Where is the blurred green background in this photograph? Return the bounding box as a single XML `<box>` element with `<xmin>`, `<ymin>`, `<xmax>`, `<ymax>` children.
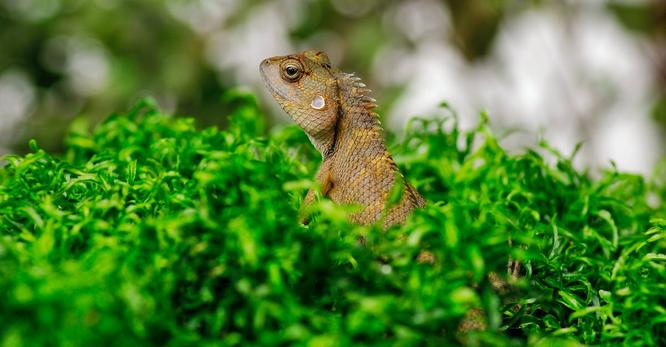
<box><xmin>0</xmin><ymin>0</ymin><xmax>664</xmax><ymax>172</ymax></box>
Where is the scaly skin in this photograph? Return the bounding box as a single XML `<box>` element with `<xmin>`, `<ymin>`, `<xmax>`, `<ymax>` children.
<box><xmin>260</xmin><ymin>50</ymin><xmax>424</xmax><ymax>227</ymax></box>
<box><xmin>261</xmin><ymin>51</ymin><xmax>518</xmax><ymax>335</ymax></box>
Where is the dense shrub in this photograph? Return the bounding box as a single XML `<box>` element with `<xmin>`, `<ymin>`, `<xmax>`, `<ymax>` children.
<box><xmin>0</xmin><ymin>95</ymin><xmax>664</xmax><ymax>346</ymax></box>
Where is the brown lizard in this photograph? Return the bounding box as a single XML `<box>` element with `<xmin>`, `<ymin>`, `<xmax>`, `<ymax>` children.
<box><xmin>260</xmin><ymin>50</ymin><xmax>519</xmax><ymax>335</ymax></box>
<box><xmin>260</xmin><ymin>50</ymin><xmax>425</xmax><ymax>227</ymax></box>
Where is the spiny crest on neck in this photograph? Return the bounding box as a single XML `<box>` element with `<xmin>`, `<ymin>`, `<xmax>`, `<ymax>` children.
<box><xmin>337</xmin><ymin>72</ymin><xmax>379</xmax><ymax>113</ymax></box>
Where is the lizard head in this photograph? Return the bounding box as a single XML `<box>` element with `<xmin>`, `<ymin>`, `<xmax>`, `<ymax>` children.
<box><xmin>260</xmin><ymin>50</ymin><xmax>339</xmax><ymax>152</ymax></box>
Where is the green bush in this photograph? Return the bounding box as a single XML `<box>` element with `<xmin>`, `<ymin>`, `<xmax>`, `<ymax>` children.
<box><xmin>0</xmin><ymin>95</ymin><xmax>664</xmax><ymax>346</ymax></box>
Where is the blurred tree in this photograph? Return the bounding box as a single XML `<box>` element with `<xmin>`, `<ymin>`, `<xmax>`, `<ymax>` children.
<box><xmin>0</xmin><ymin>1</ymin><xmax>234</xmax><ymax>153</ymax></box>
<box><xmin>443</xmin><ymin>0</ymin><xmax>507</xmax><ymax>61</ymax></box>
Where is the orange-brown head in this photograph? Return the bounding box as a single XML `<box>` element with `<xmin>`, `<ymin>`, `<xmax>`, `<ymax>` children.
<box><xmin>260</xmin><ymin>51</ymin><xmax>340</xmax><ymax>155</ymax></box>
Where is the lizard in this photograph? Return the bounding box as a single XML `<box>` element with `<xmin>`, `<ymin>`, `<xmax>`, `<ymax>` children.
<box><xmin>260</xmin><ymin>50</ymin><xmax>425</xmax><ymax>228</ymax></box>
<box><xmin>260</xmin><ymin>50</ymin><xmax>520</xmax><ymax>335</ymax></box>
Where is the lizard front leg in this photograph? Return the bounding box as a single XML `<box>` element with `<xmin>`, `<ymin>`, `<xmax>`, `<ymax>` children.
<box><xmin>300</xmin><ymin>159</ymin><xmax>333</xmax><ymax>225</ymax></box>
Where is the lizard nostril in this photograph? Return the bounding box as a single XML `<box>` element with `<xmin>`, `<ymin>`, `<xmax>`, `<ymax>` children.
<box><xmin>259</xmin><ymin>60</ymin><xmax>271</xmax><ymax>74</ymax></box>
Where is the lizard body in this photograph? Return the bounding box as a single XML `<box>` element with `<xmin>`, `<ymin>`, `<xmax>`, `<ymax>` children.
<box><xmin>260</xmin><ymin>50</ymin><xmax>424</xmax><ymax>227</ymax></box>
<box><xmin>261</xmin><ymin>51</ymin><xmax>518</xmax><ymax>335</ymax></box>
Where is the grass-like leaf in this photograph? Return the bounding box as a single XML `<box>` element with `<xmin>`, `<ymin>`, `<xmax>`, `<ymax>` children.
<box><xmin>0</xmin><ymin>97</ymin><xmax>664</xmax><ymax>346</ymax></box>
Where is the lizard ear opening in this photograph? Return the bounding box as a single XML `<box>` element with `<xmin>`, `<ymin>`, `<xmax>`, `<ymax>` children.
<box><xmin>310</xmin><ymin>95</ymin><xmax>326</xmax><ymax>110</ymax></box>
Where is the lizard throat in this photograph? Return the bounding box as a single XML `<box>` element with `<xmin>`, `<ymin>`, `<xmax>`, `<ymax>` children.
<box><xmin>322</xmin><ymin>107</ymin><xmax>342</xmax><ymax>159</ymax></box>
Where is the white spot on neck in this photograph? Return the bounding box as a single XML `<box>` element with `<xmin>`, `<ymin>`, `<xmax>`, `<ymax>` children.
<box><xmin>310</xmin><ymin>95</ymin><xmax>326</xmax><ymax>110</ymax></box>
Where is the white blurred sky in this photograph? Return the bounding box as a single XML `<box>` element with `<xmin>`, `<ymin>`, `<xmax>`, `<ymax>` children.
<box><xmin>0</xmin><ymin>0</ymin><xmax>663</xmax><ymax>174</ymax></box>
<box><xmin>380</xmin><ymin>1</ymin><xmax>661</xmax><ymax>173</ymax></box>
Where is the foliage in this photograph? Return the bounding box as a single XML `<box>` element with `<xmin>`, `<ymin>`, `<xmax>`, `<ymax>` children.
<box><xmin>0</xmin><ymin>96</ymin><xmax>664</xmax><ymax>346</ymax></box>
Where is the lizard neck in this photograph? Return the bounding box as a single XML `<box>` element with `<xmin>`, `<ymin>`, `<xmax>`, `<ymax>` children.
<box><xmin>326</xmin><ymin>73</ymin><xmax>387</xmax><ymax>161</ymax></box>
<box><xmin>309</xmin><ymin>132</ymin><xmax>336</xmax><ymax>159</ymax></box>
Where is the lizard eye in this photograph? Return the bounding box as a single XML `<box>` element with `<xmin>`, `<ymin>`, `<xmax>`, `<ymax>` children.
<box><xmin>282</xmin><ymin>63</ymin><xmax>303</xmax><ymax>82</ymax></box>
